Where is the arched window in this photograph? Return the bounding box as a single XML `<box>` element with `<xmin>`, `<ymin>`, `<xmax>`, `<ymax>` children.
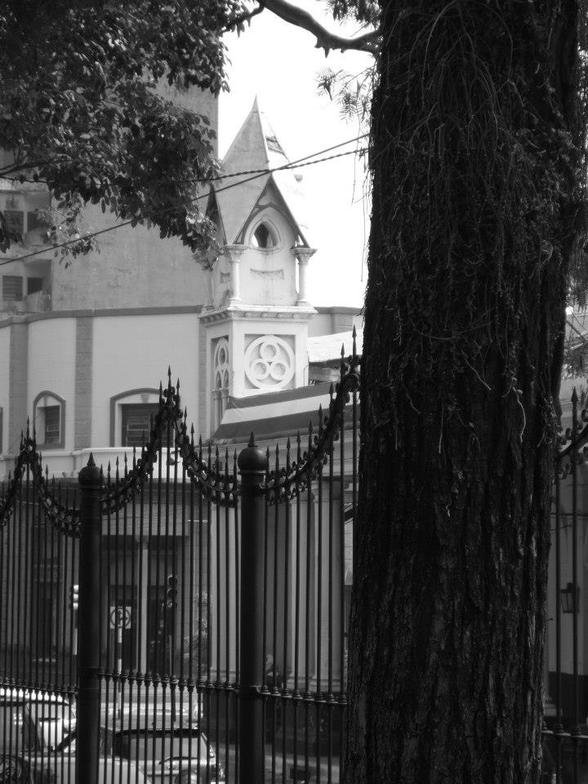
<box><xmin>251</xmin><ymin>222</ymin><xmax>276</xmax><ymax>249</ymax></box>
<box><xmin>212</xmin><ymin>337</ymin><xmax>230</xmax><ymax>433</ymax></box>
<box><xmin>33</xmin><ymin>391</ymin><xmax>65</xmax><ymax>448</ymax></box>
<box><xmin>109</xmin><ymin>388</ymin><xmax>160</xmax><ymax>447</ymax></box>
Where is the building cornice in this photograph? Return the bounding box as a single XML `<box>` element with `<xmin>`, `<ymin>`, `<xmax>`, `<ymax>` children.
<box><xmin>199</xmin><ymin>303</ymin><xmax>317</xmax><ymax>325</ymax></box>
<box><xmin>0</xmin><ymin>304</ymin><xmax>205</xmax><ymax>328</ymax></box>
<box><xmin>315</xmin><ymin>305</ymin><xmax>362</xmax><ymax>315</ymax></box>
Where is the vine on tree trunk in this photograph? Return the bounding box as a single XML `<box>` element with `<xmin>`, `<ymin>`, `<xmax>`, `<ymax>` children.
<box><xmin>345</xmin><ymin>2</ymin><xmax>587</xmax><ymax>783</ymax></box>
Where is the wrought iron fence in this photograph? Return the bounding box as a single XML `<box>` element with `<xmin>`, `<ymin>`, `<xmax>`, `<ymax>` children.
<box><xmin>7</xmin><ymin>340</ymin><xmax>587</xmax><ymax>783</ymax></box>
<box><xmin>545</xmin><ymin>386</ymin><xmax>588</xmax><ymax>784</ymax></box>
<box><xmin>0</xmin><ymin>343</ymin><xmax>360</xmax><ymax>784</ymax></box>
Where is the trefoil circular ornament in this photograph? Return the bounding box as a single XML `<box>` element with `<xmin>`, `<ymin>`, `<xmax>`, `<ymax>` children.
<box><xmin>245</xmin><ymin>336</ymin><xmax>295</xmax><ymax>390</ymax></box>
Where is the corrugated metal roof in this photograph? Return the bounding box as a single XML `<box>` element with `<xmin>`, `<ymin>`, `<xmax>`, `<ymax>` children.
<box><xmin>213</xmin><ymin>381</ymin><xmax>356</xmax><ymax>444</ymax></box>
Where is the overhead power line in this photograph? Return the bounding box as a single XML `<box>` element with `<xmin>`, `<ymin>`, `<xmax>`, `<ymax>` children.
<box><xmin>0</xmin><ymin>136</ymin><xmax>368</xmax><ymax>266</ymax></box>
<box><xmin>0</xmin><ymin>133</ymin><xmax>369</xmax><ymax>185</ymax></box>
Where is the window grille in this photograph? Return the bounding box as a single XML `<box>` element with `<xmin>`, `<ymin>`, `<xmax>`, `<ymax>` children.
<box><xmin>44</xmin><ymin>406</ymin><xmax>60</xmax><ymax>445</ymax></box>
<box><xmin>121</xmin><ymin>403</ymin><xmax>160</xmax><ymax>448</ymax></box>
<box><xmin>2</xmin><ymin>275</ymin><xmax>23</xmax><ymax>301</ymax></box>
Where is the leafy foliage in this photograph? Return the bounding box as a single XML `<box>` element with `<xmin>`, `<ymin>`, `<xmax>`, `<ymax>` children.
<box><xmin>36</xmin><ymin>204</ymin><xmax>99</xmax><ymax>264</ymax></box>
<box><xmin>316</xmin><ymin>65</ymin><xmax>373</xmax><ymax>123</ymax></box>
<box><xmin>0</xmin><ymin>0</ymin><xmax>249</xmax><ymax>255</ymax></box>
<box><xmin>328</xmin><ymin>0</ymin><xmax>378</xmax><ymax>27</ymax></box>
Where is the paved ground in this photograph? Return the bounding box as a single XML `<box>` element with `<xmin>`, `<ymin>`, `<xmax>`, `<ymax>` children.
<box><xmin>219</xmin><ymin>743</ymin><xmax>340</xmax><ymax>783</ymax></box>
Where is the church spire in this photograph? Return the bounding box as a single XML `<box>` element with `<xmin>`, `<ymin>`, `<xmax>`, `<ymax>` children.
<box><xmin>214</xmin><ymin>98</ymin><xmax>312</xmax><ymax>248</ymax></box>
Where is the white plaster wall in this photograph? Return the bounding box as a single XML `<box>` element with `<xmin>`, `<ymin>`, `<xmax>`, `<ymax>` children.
<box><xmin>308</xmin><ymin>312</ymin><xmax>336</xmax><ymax>337</ymax></box>
<box><xmin>239</xmin><ymin>208</ymin><xmax>299</xmax><ymax>306</ymax></box>
<box><xmin>27</xmin><ymin>317</ymin><xmax>76</xmax><ymax>449</ymax></box>
<box><xmin>51</xmin><ymin>85</ymin><xmax>217</xmax><ymax>313</ymax></box>
<box><xmin>0</xmin><ymin>326</ymin><xmax>10</xmax><ymax>452</ymax></box>
<box><xmin>51</xmin><ymin>217</ymin><xmax>212</xmax><ymax>311</ymax></box>
<box><xmin>91</xmin><ymin>314</ymin><xmax>200</xmax><ymax>445</ymax></box>
<box><xmin>212</xmin><ymin>255</ymin><xmax>232</xmax><ymax>309</ymax></box>
<box><xmin>308</xmin><ymin>309</ymin><xmax>363</xmax><ymax>337</ymax></box>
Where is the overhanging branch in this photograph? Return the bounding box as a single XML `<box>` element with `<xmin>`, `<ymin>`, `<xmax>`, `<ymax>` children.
<box><xmin>0</xmin><ymin>155</ymin><xmax>77</xmax><ymax>178</ymax></box>
<box><xmin>242</xmin><ymin>0</ymin><xmax>379</xmax><ymax>54</ymax></box>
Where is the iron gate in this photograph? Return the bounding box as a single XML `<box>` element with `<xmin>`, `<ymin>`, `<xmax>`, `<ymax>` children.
<box><xmin>0</xmin><ymin>345</ymin><xmax>360</xmax><ymax>784</ymax></box>
<box><xmin>6</xmin><ymin>341</ymin><xmax>587</xmax><ymax>783</ymax></box>
<box><xmin>545</xmin><ymin>386</ymin><xmax>588</xmax><ymax>783</ymax></box>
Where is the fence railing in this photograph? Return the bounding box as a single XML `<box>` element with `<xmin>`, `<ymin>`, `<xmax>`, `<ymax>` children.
<box><xmin>0</xmin><ymin>342</ymin><xmax>360</xmax><ymax>784</ymax></box>
<box><xmin>545</xmin><ymin>386</ymin><xmax>588</xmax><ymax>783</ymax></box>
<box><xmin>9</xmin><ymin>346</ymin><xmax>588</xmax><ymax>782</ymax></box>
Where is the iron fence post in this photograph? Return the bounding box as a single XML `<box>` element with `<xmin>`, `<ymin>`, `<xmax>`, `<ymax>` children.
<box><xmin>238</xmin><ymin>437</ymin><xmax>268</xmax><ymax>784</ymax></box>
<box><xmin>76</xmin><ymin>455</ymin><xmax>102</xmax><ymax>784</ymax></box>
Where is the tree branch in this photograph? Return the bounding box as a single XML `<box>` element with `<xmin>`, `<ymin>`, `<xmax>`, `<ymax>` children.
<box><xmin>256</xmin><ymin>0</ymin><xmax>379</xmax><ymax>54</ymax></box>
<box><xmin>0</xmin><ymin>158</ymin><xmax>71</xmax><ymax>178</ymax></box>
<box><xmin>0</xmin><ymin>163</ymin><xmax>37</xmax><ymax>177</ymax></box>
<box><xmin>224</xmin><ymin>1</ymin><xmax>266</xmax><ymax>32</ymax></box>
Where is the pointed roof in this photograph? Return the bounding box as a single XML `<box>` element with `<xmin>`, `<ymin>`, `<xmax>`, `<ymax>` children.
<box><xmin>215</xmin><ymin>98</ymin><xmax>312</xmax><ymax>246</ymax></box>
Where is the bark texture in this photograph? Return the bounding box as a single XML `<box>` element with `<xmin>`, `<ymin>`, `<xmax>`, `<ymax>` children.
<box><xmin>345</xmin><ymin>2</ymin><xmax>583</xmax><ymax>783</ymax></box>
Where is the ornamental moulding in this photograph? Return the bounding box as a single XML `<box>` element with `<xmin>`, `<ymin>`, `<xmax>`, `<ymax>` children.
<box><xmin>199</xmin><ymin>305</ymin><xmax>316</xmax><ymax>325</ymax></box>
<box><xmin>250</xmin><ymin>269</ymin><xmax>285</xmax><ymax>279</ymax></box>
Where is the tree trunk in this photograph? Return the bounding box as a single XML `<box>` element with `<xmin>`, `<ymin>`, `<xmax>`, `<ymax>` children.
<box><xmin>345</xmin><ymin>2</ymin><xmax>583</xmax><ymax>782</ymax></box>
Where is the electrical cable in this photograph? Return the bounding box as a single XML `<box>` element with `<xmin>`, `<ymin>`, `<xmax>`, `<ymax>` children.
<box><xmin>0</xmin><ymin>139</ymin><xmax>368</xmax><ymax>266</ymax></box>
<box><xmin>0</xmin><ymin>133</ymin><xmax>369</xmax><ymax>185</ymax></box>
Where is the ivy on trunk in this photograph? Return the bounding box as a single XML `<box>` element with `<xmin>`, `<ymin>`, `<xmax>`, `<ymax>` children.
<box><xmin>345</xmin><ymin>2</ymin><xmax>584</xmax><ymax>782</ymax></box>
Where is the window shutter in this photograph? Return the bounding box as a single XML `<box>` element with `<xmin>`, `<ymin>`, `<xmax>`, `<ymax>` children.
<box><xmin>2</xmin><ymin>275</ymin><xmax>23</xmax><ymax>301</ymax></box>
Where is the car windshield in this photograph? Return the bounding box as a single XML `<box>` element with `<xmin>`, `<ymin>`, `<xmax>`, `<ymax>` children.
<box><xmin>113</xmin><ymin>729</ymin><xmax>209</xmax><ymax>765</ymax></box>
<box><xmin>55</xmin><ymin>727</ymin><xmax>112</xmax><ymax>755</ymax></box>
<box><xmin>28</xmin><ymin>703</ymin><xmax>73</xmax><ymax>722</ymax></box>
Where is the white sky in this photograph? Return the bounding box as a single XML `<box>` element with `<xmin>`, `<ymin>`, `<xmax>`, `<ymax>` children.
<box><xmin>219</xmin><ymin>1</ymin><xmax>372</xmax><ymax>308</ymax></box>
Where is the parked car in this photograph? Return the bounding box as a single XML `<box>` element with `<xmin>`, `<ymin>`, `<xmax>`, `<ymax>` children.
<box><xmin>0</xmin><ymin>687</ymin><xmax>216</xmax><ymax>783</ymax></box>
<box><xmin>112</xmin><ymin>725</ymin><xmax>225</xmax><ymax>784</ymax></box>
<box><xmin>22</xmin><ymin>695</ymin><xmax>75</xmax><ymax>754</ymax></box>
<box><xmin>2</xmin><ymin>724</ymin><xmax>148</xmax><ymax>784</ymax></box>
<box><xmin>100</xmin><ymin>687</ymin><xmax>204</xmax><ymax>728</ymax></box>
<box><xmin>0</xmin><ymin>688</ymin><xmax>74</xmax><ymax>756</ymax></box>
